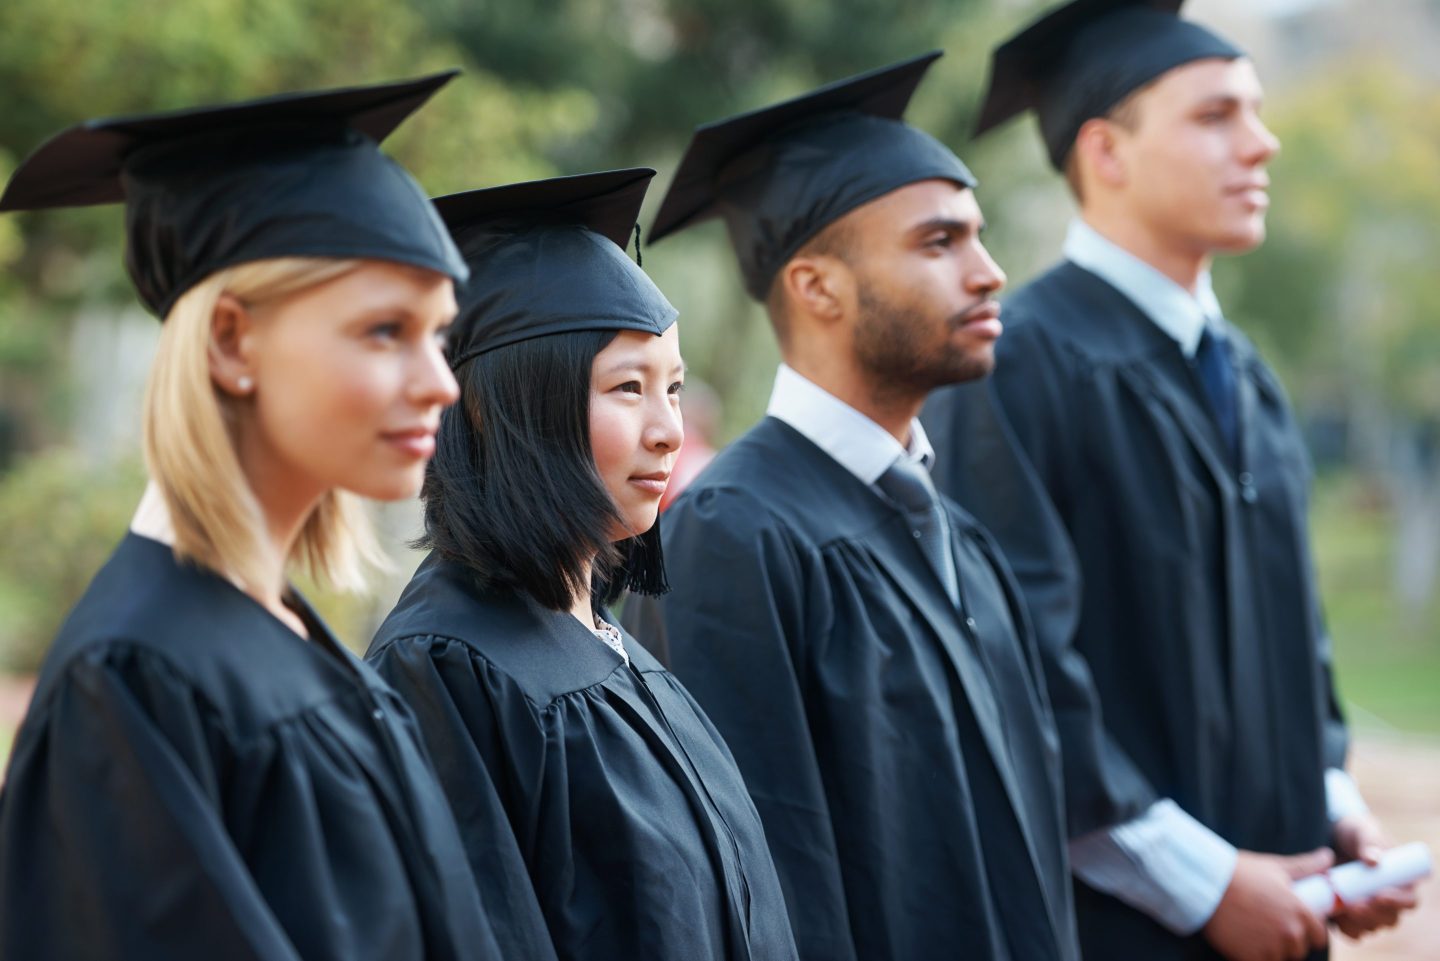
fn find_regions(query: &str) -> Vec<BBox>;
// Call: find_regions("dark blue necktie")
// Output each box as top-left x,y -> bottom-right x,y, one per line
1194,326 -> 1238,459
877,457 -> 960,608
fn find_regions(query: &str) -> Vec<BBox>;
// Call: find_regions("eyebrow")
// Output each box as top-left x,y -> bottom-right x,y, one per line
909,217 -> 986,237
598,357 -> 687,377
1193,93 -> 1261,110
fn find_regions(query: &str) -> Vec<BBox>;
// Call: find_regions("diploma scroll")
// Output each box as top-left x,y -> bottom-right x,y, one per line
1293,842 -> 1433,917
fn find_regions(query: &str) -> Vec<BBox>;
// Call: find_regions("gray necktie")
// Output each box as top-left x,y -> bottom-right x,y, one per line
877,456 -> 960,607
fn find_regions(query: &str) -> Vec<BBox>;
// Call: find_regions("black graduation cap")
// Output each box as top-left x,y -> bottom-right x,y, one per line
435,168 -> 678,366
975,0 -> 1244,169
0,72 -> 468,317
651,51 -> 977,301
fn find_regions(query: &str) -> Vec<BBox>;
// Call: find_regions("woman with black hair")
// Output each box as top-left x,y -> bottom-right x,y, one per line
366,169 -> 798,961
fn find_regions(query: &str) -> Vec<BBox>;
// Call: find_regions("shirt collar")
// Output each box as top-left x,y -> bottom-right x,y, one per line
765,363 -> 934,487
1063,219 -> 1224,358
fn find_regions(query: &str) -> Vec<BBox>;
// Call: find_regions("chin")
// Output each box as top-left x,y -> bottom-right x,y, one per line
621,503 -> 661,540
935,348 -> 996,387
350,466 -> 426,502
1212,217 -> 1268,254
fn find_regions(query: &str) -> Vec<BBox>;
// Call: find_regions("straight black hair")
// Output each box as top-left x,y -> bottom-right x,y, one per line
418,329 -> 668,611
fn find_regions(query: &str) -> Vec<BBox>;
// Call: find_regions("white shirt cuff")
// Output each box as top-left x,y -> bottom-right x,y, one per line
1069,799 -> 1238,936
1325,767 -> 1370,824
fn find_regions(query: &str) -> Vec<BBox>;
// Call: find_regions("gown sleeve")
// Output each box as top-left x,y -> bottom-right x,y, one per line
982,316 -> 1161,838
624,485 -> 858,961
364,636 -> 559,961
0,647 -> 301,961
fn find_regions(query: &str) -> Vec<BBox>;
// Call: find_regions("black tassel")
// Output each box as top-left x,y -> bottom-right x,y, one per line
632,222 -> 643,268
622,521 -> 669,596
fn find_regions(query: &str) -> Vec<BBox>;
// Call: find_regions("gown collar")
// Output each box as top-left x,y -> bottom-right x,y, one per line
765,362 -> 934,486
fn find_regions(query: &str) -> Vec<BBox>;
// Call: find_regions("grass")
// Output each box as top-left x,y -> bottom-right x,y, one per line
1313,475 -> 1440,736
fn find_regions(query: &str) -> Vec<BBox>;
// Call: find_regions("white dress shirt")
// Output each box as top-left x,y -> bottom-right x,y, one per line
1063,219 -> 1368,934
765,362 -> 935,485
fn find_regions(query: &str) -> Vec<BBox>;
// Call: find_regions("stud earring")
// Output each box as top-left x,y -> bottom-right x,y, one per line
237,376 -> 254,393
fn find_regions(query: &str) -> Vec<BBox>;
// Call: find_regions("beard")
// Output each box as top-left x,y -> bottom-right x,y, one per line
853,281 -> 995,402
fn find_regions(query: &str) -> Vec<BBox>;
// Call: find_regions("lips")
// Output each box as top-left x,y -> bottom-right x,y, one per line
382,425 -> 438,459
1227,178 -> 1271,207
957,300 -> 1003,340
628,471 -> 671,497
961,301 -> 1002,325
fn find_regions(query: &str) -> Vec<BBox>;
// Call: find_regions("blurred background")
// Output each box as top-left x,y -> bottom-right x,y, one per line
0,0 -> 1435,954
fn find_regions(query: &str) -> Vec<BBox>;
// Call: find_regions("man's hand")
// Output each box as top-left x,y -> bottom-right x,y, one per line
1330,813 -> 1420,940
1202,848 -> 1332,961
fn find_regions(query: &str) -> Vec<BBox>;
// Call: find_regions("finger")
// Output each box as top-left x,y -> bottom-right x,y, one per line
1334,917 -> 1365,940
1369,898 -> 1406,927
1301,904 -> 1330,949
1375,885 -> 1420,910
1282,846 -> 1336,879
1337,903 -> 1393,932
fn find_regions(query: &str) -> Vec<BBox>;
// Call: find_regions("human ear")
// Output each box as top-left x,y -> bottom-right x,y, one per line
1075,119 -> 1128,191
781,255 -> 854,328
208,292 -> 258,397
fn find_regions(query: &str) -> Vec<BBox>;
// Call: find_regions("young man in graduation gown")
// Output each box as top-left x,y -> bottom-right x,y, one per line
921,3 -> 1419,960
623,53 -> 1080,961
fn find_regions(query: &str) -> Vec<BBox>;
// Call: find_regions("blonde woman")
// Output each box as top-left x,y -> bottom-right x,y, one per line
0,76 -> 555,961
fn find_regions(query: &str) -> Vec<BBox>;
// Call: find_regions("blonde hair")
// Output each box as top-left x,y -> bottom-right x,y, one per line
143,258 -> 388,596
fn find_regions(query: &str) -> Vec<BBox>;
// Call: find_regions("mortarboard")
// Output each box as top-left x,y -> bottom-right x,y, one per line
975,0 -> 1244,169
650,52 -> 977,301
435,168 -> 677,366
0,72 -> 468,317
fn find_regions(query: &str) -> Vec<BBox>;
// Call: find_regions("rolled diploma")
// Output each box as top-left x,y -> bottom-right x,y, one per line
1293,842 -> 1433,917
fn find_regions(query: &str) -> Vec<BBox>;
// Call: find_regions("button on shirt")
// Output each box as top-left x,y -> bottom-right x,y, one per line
1063,219 -> 1369,934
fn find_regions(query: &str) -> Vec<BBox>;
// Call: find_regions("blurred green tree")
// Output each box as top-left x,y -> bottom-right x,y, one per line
1218,63 -> 1440,434
0,0 -> 597,464
1217,62 -> 1440,615
0,450 -> 144,671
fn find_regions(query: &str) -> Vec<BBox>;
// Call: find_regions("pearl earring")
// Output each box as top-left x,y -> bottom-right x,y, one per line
237,376 -> 253,392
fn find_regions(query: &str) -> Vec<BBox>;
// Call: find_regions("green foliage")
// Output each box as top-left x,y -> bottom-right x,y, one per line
1218,64 -> 1440,419
0,0 -> 599,462
0,450 -> 146,672
417,0 -> 988,166
1311,475 -> 1440,734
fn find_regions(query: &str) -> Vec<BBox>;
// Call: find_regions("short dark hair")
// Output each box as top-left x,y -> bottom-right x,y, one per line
1065,83 -> 1149,200
764,216 -> 859,339
418,329 -> 668,611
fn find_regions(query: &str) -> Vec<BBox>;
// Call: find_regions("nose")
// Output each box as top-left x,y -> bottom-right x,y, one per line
965,240 -> 1007,298
411,338 -> 460,408
645,392 -> 685,455
1242,110 -> 1280,164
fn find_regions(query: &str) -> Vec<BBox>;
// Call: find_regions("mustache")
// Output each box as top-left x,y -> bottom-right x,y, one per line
952,298 -> 1001,326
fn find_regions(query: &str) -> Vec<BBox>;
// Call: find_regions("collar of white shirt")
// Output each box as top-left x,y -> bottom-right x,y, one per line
765,363 -> 935,488
1063,219 -> 1225,359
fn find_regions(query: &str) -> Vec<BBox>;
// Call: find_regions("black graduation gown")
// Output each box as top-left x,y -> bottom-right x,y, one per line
924,261 -> 1346,961
0,532 -> 543,961
365,554 -> 798,961
623,417 -> 1080,961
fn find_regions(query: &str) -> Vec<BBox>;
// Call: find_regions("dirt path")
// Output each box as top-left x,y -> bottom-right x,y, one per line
0,675 -> 1433,955
1334,734 -> 1440,960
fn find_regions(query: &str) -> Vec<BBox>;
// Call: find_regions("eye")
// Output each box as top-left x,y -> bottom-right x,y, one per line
367,319 -> 404,341
668,380 -> 686,396
926,234 -> 953,249
432,323 -> 453,350
616,380 -> 643,395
